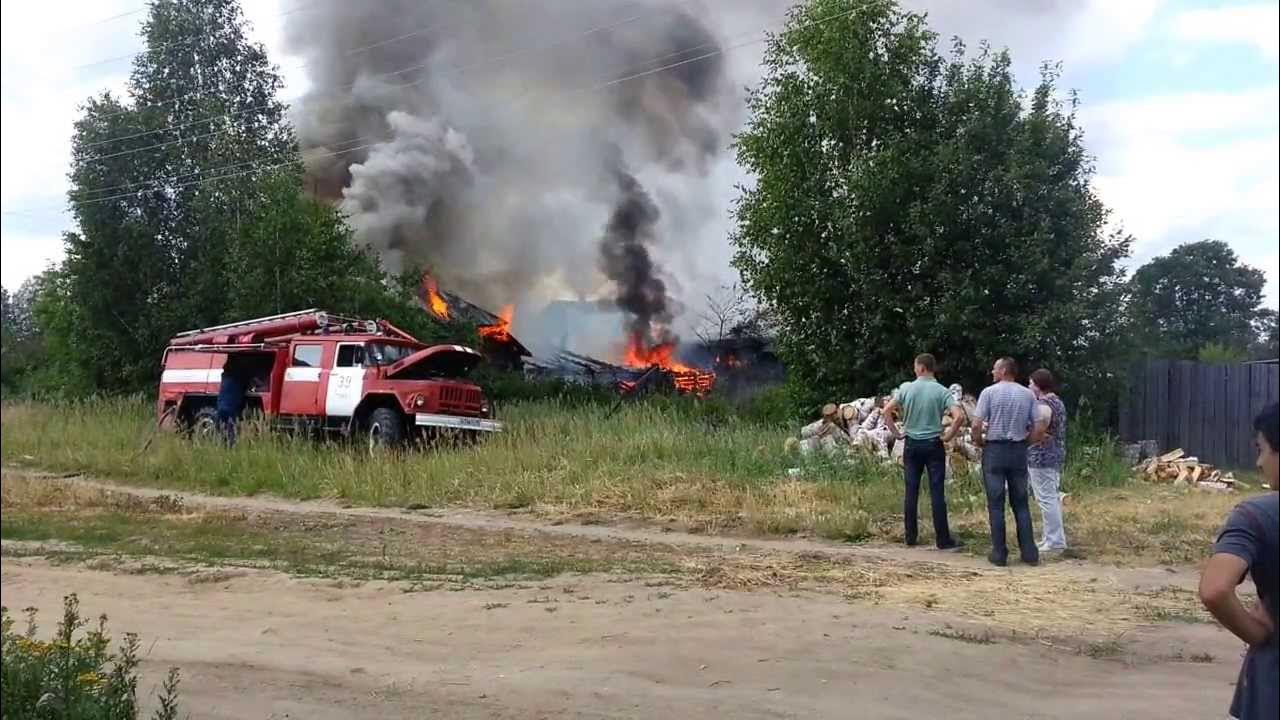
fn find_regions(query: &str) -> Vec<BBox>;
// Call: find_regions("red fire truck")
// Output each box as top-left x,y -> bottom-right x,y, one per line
157,309 -> 501,445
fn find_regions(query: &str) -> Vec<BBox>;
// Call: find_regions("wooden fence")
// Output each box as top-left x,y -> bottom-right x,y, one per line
1118,360 -> 1279,468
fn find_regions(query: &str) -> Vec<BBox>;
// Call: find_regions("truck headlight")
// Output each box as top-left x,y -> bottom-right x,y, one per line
413,394 -> 426,407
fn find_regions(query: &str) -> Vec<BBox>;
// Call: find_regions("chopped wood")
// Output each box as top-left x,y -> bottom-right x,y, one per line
1133,448 -> 1234,493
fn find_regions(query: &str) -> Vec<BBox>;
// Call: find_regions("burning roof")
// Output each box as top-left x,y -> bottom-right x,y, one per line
418,273 -> 531,360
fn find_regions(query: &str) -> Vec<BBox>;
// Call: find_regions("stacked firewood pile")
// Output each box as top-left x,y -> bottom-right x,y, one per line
784,387 -> 982,478
1134,448 -> 1236,491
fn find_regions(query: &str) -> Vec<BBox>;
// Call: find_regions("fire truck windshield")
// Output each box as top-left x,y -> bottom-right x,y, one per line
366,342 -> 416,366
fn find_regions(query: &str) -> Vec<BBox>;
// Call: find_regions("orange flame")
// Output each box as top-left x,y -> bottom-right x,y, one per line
478,304 -> 515,343
619,333 -> 715,396
422,274 -> 450,320
621,336 -> 697,373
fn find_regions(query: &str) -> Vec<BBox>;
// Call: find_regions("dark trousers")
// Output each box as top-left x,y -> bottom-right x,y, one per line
902,437 -> 954,547
982,441 -> 1038,563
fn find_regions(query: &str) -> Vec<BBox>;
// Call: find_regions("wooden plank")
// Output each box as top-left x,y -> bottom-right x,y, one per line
1195,364 -> 1215,464
1147,360 -> 1162,446
1188,363 -> 1204,462
1250,364 -> 1270,432
1177,361 -> 1194,461
1213,363 -> 1228,466
1117,367 -> 1130,440
1229,365 -> 1249,468
1157,361 -> 1172,450
1235,365 -> 1253,468
1222,364 -> 1237,467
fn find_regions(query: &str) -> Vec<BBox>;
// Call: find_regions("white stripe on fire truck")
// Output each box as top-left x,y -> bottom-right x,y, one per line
160,369 -> 223,384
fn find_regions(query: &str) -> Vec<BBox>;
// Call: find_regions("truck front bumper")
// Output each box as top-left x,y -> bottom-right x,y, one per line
414,413 -> 503,433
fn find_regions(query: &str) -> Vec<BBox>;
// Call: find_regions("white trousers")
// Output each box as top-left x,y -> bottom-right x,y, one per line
1028,467 -> 1067,550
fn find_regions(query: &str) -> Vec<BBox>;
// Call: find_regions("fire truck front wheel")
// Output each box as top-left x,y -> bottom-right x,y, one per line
365,407 -> 405,449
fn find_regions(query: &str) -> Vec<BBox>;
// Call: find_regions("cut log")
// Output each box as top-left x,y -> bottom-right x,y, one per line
1158,448 -> 1186,462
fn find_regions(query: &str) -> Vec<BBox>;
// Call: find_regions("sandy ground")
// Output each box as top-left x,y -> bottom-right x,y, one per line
3,558 -> 1246,720
0,472 -> 1251,718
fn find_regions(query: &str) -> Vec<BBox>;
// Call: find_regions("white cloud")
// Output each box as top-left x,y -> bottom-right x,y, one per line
0,231 -> 65,288
1081,87 -> 1279,305
1170,4 -> 1280,59
1,0 -> 297,291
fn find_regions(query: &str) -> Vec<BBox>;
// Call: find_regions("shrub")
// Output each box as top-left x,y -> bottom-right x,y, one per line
472,368 -> 616,408
0,594 -> 181,720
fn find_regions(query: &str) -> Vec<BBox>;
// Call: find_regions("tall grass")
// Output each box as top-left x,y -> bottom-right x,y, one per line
1,396 -> 901,537
4,396 -> 1230,558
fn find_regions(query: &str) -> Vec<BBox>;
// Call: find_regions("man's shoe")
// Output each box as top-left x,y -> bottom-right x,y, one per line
905,538 -> 920,547
937,540 -> 964,551
987,552 -> 1007,567
1022,556 -> 1040,567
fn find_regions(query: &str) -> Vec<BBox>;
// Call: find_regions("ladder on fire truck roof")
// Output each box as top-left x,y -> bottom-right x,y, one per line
169,309 -> 420,350
171,309 -> 326,339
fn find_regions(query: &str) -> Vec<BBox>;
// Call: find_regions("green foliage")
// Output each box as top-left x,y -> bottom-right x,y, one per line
1,281 -> 45,394
0,595 -> 181,719
731,0 -> 1130,407
735,385 -> 795,427
1252,309 -> 1279,361
31,0 -> 437,395
1128,239 -> 1269,360
472,368 -> 616,407
1197,342 -> 1247,364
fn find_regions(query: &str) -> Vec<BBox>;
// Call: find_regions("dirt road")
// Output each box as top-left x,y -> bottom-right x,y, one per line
2,557 -> 1243,720
1,472 -> 1250,718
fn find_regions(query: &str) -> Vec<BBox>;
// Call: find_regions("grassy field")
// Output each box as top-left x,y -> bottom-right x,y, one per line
0,396 -> 1254,563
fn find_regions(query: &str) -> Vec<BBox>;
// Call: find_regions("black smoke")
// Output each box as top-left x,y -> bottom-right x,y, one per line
598,162 -> 674,349
282,0 -> 736,343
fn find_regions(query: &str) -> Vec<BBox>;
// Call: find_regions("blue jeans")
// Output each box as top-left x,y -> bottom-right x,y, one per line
903,437 -> 954,547
982,441 -> 1038,563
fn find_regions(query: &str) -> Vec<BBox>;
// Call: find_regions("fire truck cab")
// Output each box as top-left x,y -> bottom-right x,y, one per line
158,309 -> 501,445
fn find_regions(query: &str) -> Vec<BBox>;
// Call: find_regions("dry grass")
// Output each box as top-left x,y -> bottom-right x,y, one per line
2,474 -> 1219,643
680,548 -> 1209,636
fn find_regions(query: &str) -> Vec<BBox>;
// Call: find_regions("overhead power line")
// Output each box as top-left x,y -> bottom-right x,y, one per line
69,0 -> 328,71
80,0 -> 686,149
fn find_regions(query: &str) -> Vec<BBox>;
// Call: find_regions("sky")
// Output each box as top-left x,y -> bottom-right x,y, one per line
2,0 -> 1277,310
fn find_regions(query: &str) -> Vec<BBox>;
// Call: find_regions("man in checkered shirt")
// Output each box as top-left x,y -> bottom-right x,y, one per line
972,357 -> 1039,567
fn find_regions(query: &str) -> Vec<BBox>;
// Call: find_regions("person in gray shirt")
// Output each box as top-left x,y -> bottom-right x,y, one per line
1199,402 -> 1277,720
972,357 -> 1039,567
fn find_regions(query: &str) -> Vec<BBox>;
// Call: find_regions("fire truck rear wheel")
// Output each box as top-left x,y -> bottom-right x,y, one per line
366,407 -> 405,449
190,406 -> 219,438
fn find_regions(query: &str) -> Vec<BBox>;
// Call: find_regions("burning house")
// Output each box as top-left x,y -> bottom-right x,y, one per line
696,333 -> 785,401
284,2 -> 744,385
418,273 -> 531,371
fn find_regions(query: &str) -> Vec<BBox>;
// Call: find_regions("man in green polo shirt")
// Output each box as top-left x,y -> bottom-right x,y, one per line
883,353 -> 964,549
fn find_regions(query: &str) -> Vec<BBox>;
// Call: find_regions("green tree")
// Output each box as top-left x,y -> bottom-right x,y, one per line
731,0 -> 1130,409
1252,308 -> 1278,361
52,0 -> 294,391
1,279 -> 48,393
1128,240 -> 1268,359
39,0 -> 440,394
